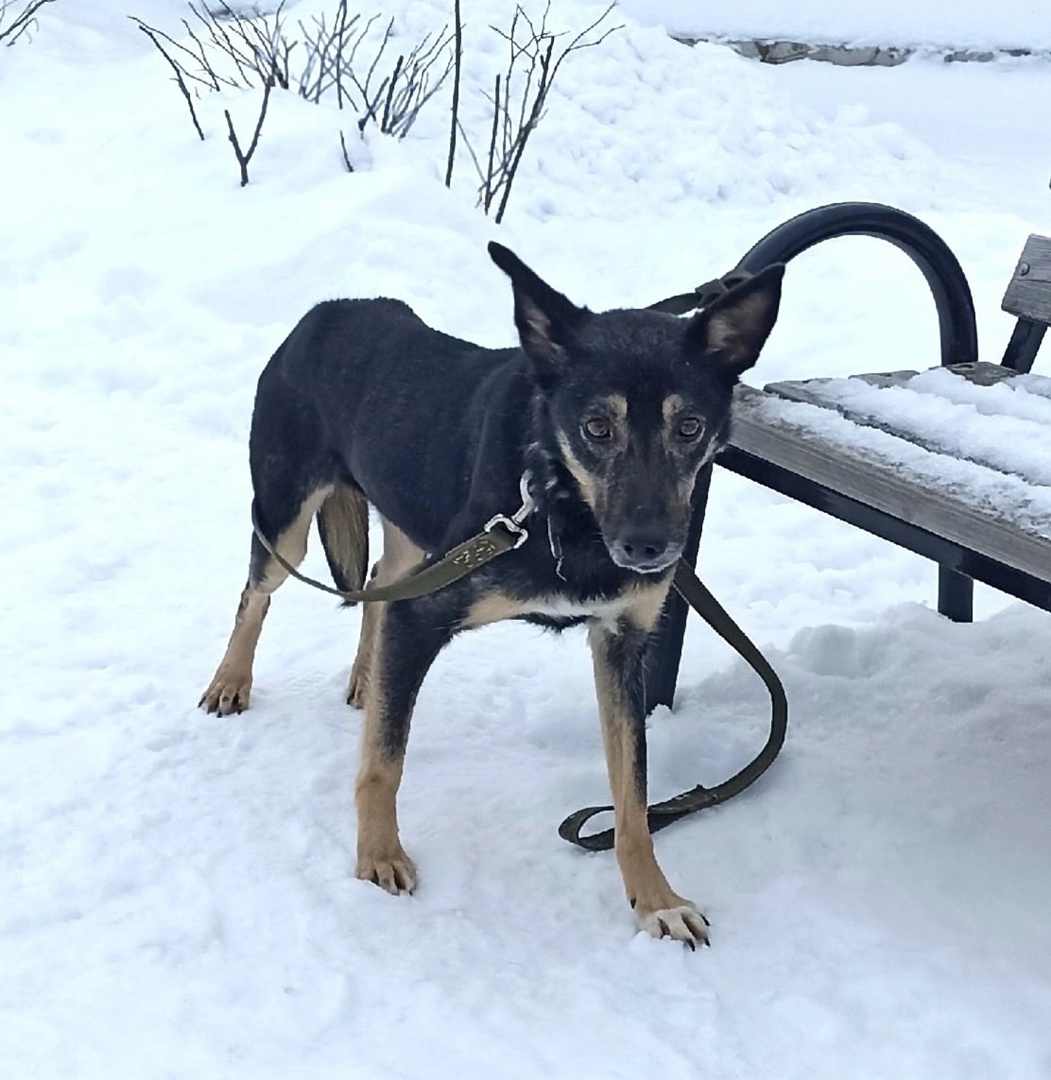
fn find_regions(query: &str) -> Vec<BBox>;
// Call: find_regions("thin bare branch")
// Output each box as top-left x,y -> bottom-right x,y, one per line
339,128 -> 355,172
223,78 -> 273,187
133,22 -> 205,140
445,0 -> 462,183
0,0 -> 58,46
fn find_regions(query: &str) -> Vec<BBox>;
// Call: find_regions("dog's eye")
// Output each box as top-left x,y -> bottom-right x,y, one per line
677,417 -> 703,439
583,417 -> 612,441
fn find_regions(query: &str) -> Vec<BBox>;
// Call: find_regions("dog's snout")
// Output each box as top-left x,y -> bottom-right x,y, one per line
609,528 -> 680,573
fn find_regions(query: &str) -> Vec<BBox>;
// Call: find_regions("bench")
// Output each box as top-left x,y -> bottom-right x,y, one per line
645,203 -> 1051,713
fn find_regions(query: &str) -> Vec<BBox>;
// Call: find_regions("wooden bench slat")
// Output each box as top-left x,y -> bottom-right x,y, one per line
1002,234 -> 1051,323
728,384 -> 1051,583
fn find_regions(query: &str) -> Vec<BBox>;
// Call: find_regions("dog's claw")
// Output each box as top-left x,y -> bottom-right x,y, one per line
356,849 -> 417,896
199,670 -> 252,716
638,902 -> 710,949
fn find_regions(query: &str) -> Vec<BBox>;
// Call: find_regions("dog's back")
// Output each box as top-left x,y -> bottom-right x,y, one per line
251,298 -> 527,555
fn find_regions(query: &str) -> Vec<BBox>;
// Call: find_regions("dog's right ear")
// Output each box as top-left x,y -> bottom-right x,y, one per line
685,263 -> 785,379
488,242 -> 586,382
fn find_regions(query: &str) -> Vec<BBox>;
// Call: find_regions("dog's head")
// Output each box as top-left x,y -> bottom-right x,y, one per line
489,241 -> 784,574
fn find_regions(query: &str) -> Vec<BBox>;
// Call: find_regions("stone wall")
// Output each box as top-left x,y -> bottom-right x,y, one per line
675,36 -> 1045,66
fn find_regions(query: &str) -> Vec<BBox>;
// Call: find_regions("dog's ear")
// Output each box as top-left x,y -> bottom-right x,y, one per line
686,263 -> 785,378
488,242 -> 586,380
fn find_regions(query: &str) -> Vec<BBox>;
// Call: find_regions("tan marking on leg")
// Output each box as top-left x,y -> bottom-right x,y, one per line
347,517 -> 423,707
317,485 -> 370,594
355,751 -> 416,894
200,487 -> 332,715
354,596 -> 417,894
589,624 -> 709,946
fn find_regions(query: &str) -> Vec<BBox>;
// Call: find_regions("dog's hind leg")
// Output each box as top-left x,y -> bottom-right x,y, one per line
317,484 -> 370,599
199,486 -> 332,715
346,517 -> 423,708
589,596 -> 710,948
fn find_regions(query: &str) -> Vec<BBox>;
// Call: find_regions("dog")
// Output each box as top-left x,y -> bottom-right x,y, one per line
200,242 -> 784,946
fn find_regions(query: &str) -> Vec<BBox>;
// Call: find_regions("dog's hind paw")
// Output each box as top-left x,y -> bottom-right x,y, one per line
637,903 -> 710,950
356,848 -> 417,895
199,669 -> 252,715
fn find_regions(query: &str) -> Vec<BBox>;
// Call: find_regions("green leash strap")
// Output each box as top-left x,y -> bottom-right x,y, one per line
251,490 -> 532,605
557,558 -> 789,852
646,270 -> 756,316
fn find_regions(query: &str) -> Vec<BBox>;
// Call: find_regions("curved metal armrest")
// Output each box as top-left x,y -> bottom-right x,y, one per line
737,201 -> 979,369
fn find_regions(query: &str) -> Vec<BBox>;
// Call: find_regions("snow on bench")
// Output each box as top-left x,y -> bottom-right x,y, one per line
731,362 -> 1051,586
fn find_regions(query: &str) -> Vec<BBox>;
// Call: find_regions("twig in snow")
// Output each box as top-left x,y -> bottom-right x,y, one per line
224,78 -> 273,186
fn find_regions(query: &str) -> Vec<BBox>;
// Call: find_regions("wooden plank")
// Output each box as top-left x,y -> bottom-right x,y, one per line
1002,234 -> 1051,323
727,385 -> 1051,582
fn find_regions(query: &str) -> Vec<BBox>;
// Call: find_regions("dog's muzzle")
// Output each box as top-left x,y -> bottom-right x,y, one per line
608,531 -> 683,575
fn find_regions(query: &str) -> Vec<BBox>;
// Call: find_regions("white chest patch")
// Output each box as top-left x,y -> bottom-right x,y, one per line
525,595 -> 626,619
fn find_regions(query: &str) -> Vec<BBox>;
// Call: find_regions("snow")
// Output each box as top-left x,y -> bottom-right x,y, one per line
619,0 -> 1051,53
2,0 -> 1051,1076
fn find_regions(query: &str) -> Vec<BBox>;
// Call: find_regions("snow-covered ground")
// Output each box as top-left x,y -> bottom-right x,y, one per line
2,1 -> 1050,1076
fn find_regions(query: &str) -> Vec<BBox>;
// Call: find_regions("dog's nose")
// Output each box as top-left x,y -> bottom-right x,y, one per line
609,529 -> 676,572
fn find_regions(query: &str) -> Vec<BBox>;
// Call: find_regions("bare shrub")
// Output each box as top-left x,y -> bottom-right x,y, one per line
456,2 -> 620,223
131,1 -> 454,163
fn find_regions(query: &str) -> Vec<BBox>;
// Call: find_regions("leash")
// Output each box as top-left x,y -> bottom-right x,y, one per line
646,269 -> 755,316
556,559 -> 787,850
252,475 -> 536,604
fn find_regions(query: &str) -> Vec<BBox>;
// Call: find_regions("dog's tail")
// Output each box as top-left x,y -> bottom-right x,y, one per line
316,485 -> 370,606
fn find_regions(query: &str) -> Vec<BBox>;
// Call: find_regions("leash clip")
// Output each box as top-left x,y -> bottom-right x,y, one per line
484,472 -> 535,550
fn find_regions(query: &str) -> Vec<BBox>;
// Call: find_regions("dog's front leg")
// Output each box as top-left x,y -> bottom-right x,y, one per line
355,598 -> 452,895
589,620 -> 710,947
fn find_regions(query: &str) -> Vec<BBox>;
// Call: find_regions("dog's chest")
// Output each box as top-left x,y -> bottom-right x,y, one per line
462,582 -> 667,632
523,594 -> 630,625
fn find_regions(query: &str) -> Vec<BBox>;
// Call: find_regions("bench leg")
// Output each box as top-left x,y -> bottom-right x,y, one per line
644,464 -> 714,714
938,566 -> 973,622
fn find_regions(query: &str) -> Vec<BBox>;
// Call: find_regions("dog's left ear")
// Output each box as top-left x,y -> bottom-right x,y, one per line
488,242 -> 587,380
686,263 -> 785,377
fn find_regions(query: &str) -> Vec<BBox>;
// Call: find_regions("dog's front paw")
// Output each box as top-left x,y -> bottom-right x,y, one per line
199,668 -> 252,715
356,847 -> 417,895
635,900 -> 710,950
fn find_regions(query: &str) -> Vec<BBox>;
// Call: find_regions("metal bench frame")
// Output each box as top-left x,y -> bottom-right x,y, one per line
645,201 -> 1051,714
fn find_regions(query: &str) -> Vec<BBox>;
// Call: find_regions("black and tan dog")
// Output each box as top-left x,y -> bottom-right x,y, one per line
201,243 -> 783,946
